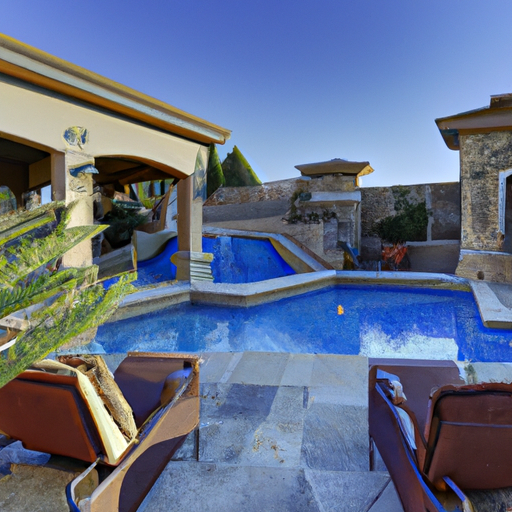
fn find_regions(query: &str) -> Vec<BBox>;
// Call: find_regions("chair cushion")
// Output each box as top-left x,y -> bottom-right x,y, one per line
424,384 -> 512,490
0,371 -> 102,463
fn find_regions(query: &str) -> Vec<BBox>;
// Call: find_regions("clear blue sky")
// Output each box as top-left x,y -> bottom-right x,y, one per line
3,1 -> 512,187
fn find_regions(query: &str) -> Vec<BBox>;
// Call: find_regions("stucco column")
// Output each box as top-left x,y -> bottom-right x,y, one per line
51,150 -> 95,267
174,146 -> 212,281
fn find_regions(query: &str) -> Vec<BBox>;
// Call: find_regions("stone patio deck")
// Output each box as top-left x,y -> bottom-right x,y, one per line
4,350 -> 512,510
138,352 -> 403,512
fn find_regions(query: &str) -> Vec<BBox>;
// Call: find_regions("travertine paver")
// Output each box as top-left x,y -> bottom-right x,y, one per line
227,351 -> 290,386
139,462 -> 321,512
0,464 -> 81,512
301,403 -> 368,472
199,351 -> 239,383
309,354 -> 368,407
198,383 -> 279,465
280,353 -> 315,386
305,469 -> 390,512
457,361 -> 512,384
140,352 -> 387,511
471,280 -> 512,329
368,481 -> 404,512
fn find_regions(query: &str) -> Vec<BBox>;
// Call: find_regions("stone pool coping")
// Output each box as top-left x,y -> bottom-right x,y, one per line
470,280 -> 512,329
108,270 -> 497,321
109,259 -> 512,329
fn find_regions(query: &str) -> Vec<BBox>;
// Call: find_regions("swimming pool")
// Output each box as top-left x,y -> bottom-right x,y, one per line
133,235 -> 296,287
94,284 -> 512,363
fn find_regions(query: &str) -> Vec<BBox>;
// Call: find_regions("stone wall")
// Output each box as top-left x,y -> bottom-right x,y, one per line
361,182 -> 460,241
204,178 -> 463,273
459,132 -> 512,252
205,178 -> 296,205
205,176 -> 357,206
457,250 -> 512,283
204,176 -> 358,269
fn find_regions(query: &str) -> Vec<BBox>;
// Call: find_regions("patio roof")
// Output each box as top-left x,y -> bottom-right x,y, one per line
436,94 -> 512,150
0,33 -> 231,146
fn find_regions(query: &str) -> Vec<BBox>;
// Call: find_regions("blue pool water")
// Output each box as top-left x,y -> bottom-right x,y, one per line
95,285 -> 512,362
133,236 -> 295,287
203,236 -> 295,284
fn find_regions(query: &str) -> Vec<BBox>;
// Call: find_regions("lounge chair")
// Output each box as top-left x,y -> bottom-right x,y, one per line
369,360 -> 512,512
0,352 -> 199,512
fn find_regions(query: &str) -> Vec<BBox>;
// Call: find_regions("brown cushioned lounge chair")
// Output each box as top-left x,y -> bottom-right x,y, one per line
0,352 -> 199,512
369,360 -> 512,512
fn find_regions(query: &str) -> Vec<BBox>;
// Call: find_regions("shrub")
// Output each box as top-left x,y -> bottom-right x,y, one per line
373,187 -> 429,244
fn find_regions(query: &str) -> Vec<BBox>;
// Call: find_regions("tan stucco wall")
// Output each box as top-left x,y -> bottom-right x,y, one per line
0,78 -> 202,178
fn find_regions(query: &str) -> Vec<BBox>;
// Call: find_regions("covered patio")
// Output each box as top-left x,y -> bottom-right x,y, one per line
0,34 -> 230,279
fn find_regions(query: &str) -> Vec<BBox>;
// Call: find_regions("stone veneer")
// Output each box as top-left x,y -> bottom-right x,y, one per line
459,132 -> 512,251
205,175 -> 361,268
204,178 -> 463,272
455,132 -> 512,282
360,183 -> 460,242
205,176 -> 357,206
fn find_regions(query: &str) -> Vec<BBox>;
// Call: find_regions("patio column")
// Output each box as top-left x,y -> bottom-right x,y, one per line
174,146 -> 213,281
51,149 -> 95,268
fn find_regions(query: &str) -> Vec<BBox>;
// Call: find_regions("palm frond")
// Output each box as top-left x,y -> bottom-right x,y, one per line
0,200 -> 136,389
0,203 -> 62,247
0,266 -> 98,319
0,225 -> 106,286
0,273 -> 136,388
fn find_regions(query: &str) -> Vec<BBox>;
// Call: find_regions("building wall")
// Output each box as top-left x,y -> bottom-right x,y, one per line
459,132 -> 512,251
0,77 -> 202,179
204,178 -> 462,271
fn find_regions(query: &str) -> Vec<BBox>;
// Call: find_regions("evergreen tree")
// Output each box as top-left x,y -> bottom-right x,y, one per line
222,146 -> 262,187
206,143 -> 225,198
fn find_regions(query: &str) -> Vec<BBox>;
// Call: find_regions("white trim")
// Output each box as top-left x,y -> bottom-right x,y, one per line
499,169 -> 512,234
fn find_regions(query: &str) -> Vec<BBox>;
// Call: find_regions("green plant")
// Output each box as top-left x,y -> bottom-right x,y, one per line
103,204 -> 149,248
221,146 -> 262,187
285,188 -> 308,223
0,202 -> 135,388
373,187 -> 429,244
322,209 -> 336,221
307,212 -> 320,223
